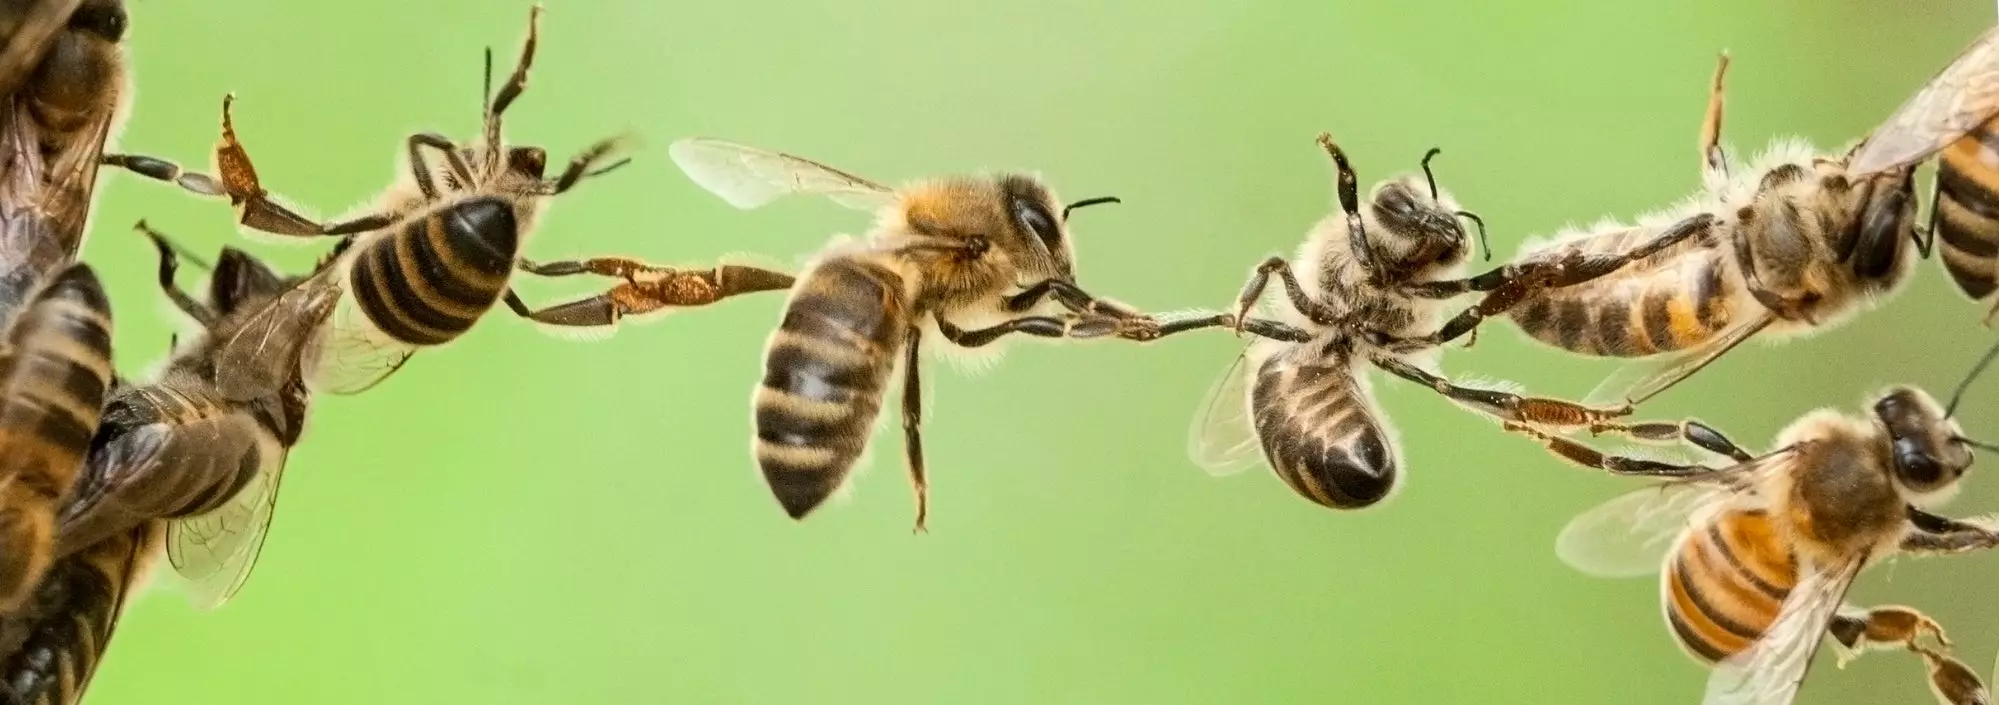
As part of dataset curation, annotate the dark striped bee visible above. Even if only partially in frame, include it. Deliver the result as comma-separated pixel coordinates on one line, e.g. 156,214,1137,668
1379,55,1921,407
0,230,322,705
1537,341,1999,705
1848,26,1999,322
1182,134,1638,509
98,5,742,392
670,137,1158,532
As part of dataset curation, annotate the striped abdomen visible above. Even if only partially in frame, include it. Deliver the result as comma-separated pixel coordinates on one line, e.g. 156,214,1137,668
753,257,909,520
0,265,112,611
348,196,518,346
1663,508,1799,664
1508,242,1736,357
1932,129,1999,301
1249,349,1396,508
2,522,159,705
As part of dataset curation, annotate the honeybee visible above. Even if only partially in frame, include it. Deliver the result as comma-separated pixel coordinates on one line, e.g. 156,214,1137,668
97,6,755,392
0,265,112,614
1536,342,1999,705
670,137,1159,532
0,521,160,705
1176,133,1640,508
1378,54,1921,407
1846,26,1999,321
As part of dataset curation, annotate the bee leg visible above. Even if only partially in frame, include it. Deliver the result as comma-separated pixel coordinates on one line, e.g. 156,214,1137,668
541,136,636,196
1228,257,1339,333
1501,423,1718,478
902,326,929,534
482,5,542,176
1900,507,1999,554
1138,313,1315,342
406,133,476,200
1910,643,1988,705
1700,51,1731,176
1829,605,1952,654
1587,419,1754,463
934,312,1121,348
132,222,217,328
1317,133,1389,286
1370,357,1633,429
504,257,795,328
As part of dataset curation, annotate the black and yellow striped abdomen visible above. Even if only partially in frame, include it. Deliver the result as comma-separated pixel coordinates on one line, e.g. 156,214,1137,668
1,521,159,705
1250,350,1396,508
348,196,518,347
1663,508,1798,665
1932,131,1999,301
0,265,113,611
1509,247,1736,358
753,257,910,520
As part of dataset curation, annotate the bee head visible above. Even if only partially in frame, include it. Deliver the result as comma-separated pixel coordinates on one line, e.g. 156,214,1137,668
899,174,1094,282
1873,387,1972,495
1365,177,1480,276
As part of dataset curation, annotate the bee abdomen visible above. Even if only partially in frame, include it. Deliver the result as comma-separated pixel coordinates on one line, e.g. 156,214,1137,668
1509,258,1732,357
349,196,519,347
1933,136,1999,301
1663,509,1797,665
0,266,113,611
1250,359,1396,508
3,523,154,705
752,260,907,520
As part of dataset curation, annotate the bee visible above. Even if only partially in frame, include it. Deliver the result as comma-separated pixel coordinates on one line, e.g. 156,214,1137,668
1532,341,1999,705
1173,133,1640,508
97,5,752,392
0,230,317,705
669,137,1159,532
0,0,124,314
1846,26,1999,322
0,265,112,614
1376,54,1921,407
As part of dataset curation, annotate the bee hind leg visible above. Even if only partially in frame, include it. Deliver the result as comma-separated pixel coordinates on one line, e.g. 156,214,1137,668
901,327,929,534
1588,419,1754,463
1369,356,1632,429
506,256,795,329
1910,642,1988,705
1499,422,1718,478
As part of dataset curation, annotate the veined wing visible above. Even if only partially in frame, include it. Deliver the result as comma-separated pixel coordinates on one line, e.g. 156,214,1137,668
1850,26,1999,177
167,442,287,610
668,137,896,212
1188,342,1261,476
1584,311,1775,407
1555,447,1795,578
305,294,418,395
31,75,118,259
1702,556,1867,705
211,267,342,401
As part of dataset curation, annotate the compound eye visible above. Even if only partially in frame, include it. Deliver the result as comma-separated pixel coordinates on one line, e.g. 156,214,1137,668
1014,200,1060,251
1894,438,1945,488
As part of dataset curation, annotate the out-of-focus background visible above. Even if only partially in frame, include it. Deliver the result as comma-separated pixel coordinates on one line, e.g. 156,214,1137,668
75,0,1997,703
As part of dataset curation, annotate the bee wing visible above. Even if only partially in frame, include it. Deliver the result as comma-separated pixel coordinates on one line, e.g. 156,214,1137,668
211,271,343,402
1703,556,1867,705
668,138,896,212
0,0,81,99
304,298,418,395
1585,312,1776,407
30,81,118,256
166,445,287,611
1555,449,1794,578
56,390,270,562
1187,342,1262,476
1849,26,1999,177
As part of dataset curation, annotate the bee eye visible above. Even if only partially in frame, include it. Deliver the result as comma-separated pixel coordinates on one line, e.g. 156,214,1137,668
72,1,127,41
1014,201,1060,251
1894,438,1946,487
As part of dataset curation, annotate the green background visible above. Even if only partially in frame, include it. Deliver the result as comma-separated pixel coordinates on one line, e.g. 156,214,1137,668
66,0,1999,703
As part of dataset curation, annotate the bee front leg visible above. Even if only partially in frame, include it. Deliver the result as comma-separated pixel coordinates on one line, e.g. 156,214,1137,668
933,312,1119,348
1700,52,1731,176
1900,508,1999,554
132,222,217,328
505,256,795,329
901,326,929,535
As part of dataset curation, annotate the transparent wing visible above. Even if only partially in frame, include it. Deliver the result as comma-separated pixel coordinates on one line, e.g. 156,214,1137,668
32,81,116,258
668,138,896,212
1850,26,1999,177
1188,343,1261,476
166,446,287,611
1555,449,1794,578
211,270,343,401
1585,312,1775,407
1703,556,1867,705
305,295,417,395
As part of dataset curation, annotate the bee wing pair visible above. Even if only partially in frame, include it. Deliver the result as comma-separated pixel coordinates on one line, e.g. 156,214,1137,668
1559,447,1867,705
1849,24,1999,177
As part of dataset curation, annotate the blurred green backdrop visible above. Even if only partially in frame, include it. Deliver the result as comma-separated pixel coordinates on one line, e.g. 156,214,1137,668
69,0,1999,703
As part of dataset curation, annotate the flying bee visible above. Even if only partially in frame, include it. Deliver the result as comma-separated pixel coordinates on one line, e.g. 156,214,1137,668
0,264,112,614
1373,54,1921,408
1172,133,1641,509
0,0,124,316
1532,340,1999,705
96,5,764,392
1846,26,1999,322
669,137,1161,532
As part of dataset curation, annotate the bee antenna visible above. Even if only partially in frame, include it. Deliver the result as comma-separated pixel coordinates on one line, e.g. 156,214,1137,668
1954,436,1999,454
1061,196,1122,222
482,47,495,115
1420,147,1443,201
1946,337,1999,417
1454,210,1491,262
